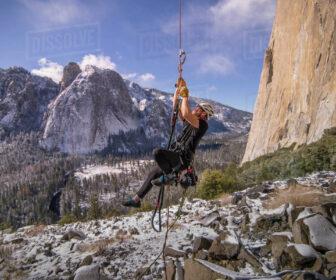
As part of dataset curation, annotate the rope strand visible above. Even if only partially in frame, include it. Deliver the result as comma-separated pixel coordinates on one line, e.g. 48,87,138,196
135,189,187,280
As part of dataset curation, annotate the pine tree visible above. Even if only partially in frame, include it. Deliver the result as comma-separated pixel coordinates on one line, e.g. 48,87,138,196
88,194,101,220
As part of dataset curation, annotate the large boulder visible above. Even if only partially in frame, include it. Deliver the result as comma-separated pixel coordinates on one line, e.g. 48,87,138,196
238,247,262,272
184,259,225,280
268,232,292,270
74,264,100,280
312,202,336,225
200,211,220,227
192,236,213,253
303,214,336,252
184,259,253,280
62,229,86,241
164,247,185,258
285,244,320,267
287,206,305,228
208,231,240,260
162,260,175,280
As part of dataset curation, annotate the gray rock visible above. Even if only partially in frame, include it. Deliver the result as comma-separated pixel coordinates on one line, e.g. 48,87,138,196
41,66,140,154
326,250,336,263
241,214,250,232
195,250,208,260
208,231,240,259
74,264,100,280
129,227,139,235
10,237,25,244
164,247,185,258
192,236,213,253
62,229,86,241
232,192,243,205
55,266,63,274
268,233,292,270
175,259,184,280
331,267,336,278
285,244,319,266
183,259,224,280
254,213,286,233
327,262,336,270
281,271,329,280
312,202,336,224
292,219,310,245
238,247,262,270
200,211,220,227
259,243,271,257
162,260,175,280
288,206,305,228
303,214,336,252
80,255,93,267
60,62,81,92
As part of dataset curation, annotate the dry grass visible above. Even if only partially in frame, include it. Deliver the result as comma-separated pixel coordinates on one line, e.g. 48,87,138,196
162,221,182,230
79,232,133,253
79,238,116,253
218,193,233,206
24,224,46,237
264,184,325,209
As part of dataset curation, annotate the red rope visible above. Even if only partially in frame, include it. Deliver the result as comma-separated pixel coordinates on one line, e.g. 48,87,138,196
179,0,181,50
162,2,182,278
162,185,171,279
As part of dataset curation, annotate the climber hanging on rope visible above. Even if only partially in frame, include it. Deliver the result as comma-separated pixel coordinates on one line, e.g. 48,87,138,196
122,78,214,208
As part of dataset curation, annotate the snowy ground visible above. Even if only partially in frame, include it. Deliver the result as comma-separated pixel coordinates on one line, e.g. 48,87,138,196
75,160,154,181
0,171,335,279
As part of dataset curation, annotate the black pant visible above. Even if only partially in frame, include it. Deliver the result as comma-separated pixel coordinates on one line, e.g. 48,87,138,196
136,148,181,199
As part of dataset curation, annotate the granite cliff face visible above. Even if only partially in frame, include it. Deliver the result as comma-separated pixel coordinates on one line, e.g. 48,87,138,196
0,63,252,154
41,63,252,154
41,65,140,154
0,67,59,137
242,0,336,163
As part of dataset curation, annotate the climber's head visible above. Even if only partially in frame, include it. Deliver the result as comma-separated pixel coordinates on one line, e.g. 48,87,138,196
193,103,214,120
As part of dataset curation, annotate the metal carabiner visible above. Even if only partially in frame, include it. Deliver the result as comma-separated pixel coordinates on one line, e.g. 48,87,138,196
178,49,186,74
179,49,186,65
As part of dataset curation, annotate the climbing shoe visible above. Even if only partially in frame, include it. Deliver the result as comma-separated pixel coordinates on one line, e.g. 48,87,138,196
122,198,141,208
151,173,177,186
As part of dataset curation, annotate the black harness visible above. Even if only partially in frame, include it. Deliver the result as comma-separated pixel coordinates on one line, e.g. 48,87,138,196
151,102,197,232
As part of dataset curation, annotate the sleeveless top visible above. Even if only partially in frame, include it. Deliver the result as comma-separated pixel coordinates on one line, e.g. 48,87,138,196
173,119,208,165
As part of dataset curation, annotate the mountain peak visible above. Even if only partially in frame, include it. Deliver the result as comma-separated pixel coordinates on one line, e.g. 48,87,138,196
60,62,81,92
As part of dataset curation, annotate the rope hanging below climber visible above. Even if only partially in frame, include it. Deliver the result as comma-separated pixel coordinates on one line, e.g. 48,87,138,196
123,1,215,279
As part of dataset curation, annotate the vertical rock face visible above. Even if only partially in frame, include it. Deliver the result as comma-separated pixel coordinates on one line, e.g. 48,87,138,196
60,62,81,92
0,67,59,137
41,65,140,154
242,0,336,163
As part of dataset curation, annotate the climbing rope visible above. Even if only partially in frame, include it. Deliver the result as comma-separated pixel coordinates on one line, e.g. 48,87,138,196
161,0,186,279
136,189,188,280
162,184,171,280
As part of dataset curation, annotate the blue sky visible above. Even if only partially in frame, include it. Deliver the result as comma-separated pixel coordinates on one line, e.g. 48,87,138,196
0,0,276,112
